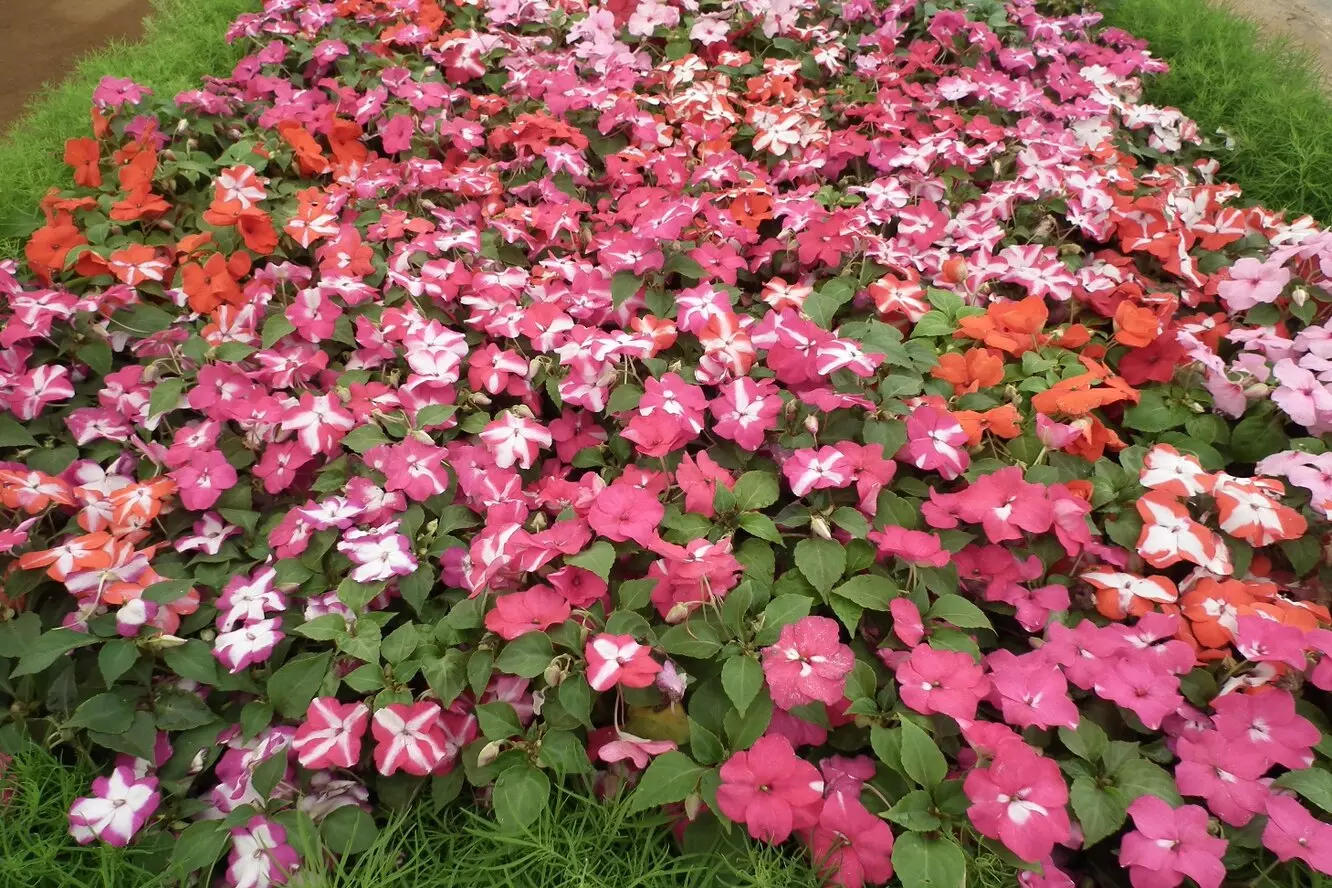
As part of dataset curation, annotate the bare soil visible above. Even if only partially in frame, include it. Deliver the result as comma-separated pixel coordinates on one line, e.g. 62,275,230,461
0,0,153,132
1238,0,1332,80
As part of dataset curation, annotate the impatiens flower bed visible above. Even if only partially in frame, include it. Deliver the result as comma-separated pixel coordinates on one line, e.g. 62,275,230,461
2,0,1332,886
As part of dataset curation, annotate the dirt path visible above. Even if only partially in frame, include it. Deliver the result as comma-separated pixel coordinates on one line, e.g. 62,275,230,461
1238,0,1332,80
0,0,154,133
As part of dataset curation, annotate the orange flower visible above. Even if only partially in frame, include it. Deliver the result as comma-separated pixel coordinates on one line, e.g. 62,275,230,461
728,188,773,231
277,120,331,176
237,209,279,256
110,187,171,222
63,138,102,188
1030,357,1139,417
1062,416,1125,462
955,296,1048,355
24,223,87,282
931,347,1004,395
179,253,247,314
954,404,1022,446
1113,301,1161,348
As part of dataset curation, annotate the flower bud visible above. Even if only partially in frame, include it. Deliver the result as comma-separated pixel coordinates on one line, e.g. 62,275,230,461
810,516,832,540
803,414,819,436
683,792,703,821
531,689,546,717
477,740,504,768
543,660,566,687
1292,288,1309,307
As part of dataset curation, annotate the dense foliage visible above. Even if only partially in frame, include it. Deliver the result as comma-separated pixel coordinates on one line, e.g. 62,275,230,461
1,0,1331,886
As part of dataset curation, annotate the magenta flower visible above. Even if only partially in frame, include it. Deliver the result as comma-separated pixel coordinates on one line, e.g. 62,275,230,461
761,616,855,710
889,598,925,647
586,483,663,546
895,644,991,721
214,618,284,674
1261,794,1332,874
336,524,417,584
227,816,301,888
963,739,1070,864
585,633,661,692
987,653,1080,731
1119,797,1226,888
1210,688,1318,770
68,766,160,846
709,377,782,451
900,406,970,479
371,702,448,776
1174,730,1270,826
292,698,370,770
808,792,896,888
717,734,825,844
590,729,677,769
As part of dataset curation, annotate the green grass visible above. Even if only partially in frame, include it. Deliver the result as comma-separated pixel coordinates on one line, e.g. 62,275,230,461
0,0,258,259
1099,0,1332,222
0,738,825,888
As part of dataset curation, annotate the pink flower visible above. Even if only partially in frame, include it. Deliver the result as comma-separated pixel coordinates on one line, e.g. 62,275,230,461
484,585,571,640
371,702,448,776
1235,615,1309,670
895,645,990,721
987,653,1080,731
889,598,925,647
336,524,417,584
783,446,854,498
1119,796,1226,888
709,377,782,451
1217,257,1290,311
227,816,301,888
171,450,238,510
1210,689,1318,770
717,734,825,844
68,766,160,846
590,729,677,769
870,527,949,567
292,698,369,770
761,616,855,710
964,739,1071,864
1261,794,1332,874
900,406,970,479
923,467,1052,543
479,412,552,470
213,618,284,673
1090,656,1182,730
586,483,664,547
1174,729,1270,826
585,634,661,692
808,792,896,888
676,451,735,518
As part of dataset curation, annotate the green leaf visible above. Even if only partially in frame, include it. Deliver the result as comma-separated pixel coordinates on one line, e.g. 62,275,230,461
567,541,616,580
476,701,524,740
261,313,296,347
493,765,551,831
341,424,390,454
381,623,420,664
0,414,38,447
1273,767,1332,814
112,303,174,335
659,621,722,658
162,640,219,685
98,640,139,685
154,687,218,731
415,404,457,427
171,821,230,875
830,507,869,538
626,751,706,813
899,719,947,787
737,512,782,543
804,278,855,328
1281,535,1322,577
1111,758,1182,805
321,806,380,855
495,632,554,678
423,649,468,706
144,578,195,605
1230,412,1290,462
831,575,897,611
67,693,135,734
1071,776,1127,847
537,730,590,776
688,720,726,765
1123,391,1190,433
759,594,813,638
892,833,967,888
732,472,779,511
609,270,645,309
910,311,955,339
721,655,764,715
1059,720,1108,762
794,538,846,596
149,377,186,418
927,594,991,629
11,628,100,677
267,651,333,719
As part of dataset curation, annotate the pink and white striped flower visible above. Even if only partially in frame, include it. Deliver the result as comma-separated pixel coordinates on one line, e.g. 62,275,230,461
293,698,370,770
371,702,449,776
68,766,160,846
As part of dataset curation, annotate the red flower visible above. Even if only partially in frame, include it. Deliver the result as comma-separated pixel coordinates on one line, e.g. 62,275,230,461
717,735,824,844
